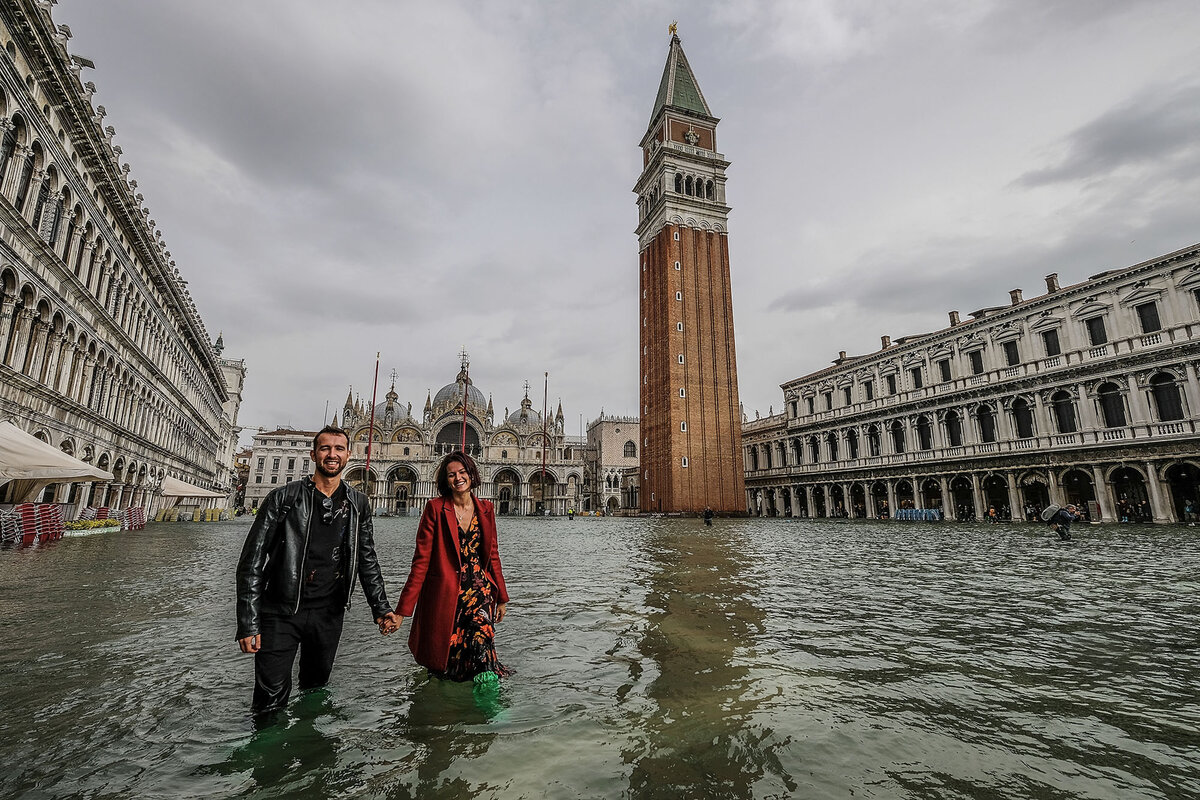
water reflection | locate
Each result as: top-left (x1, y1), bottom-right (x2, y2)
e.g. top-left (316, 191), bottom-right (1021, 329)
top-left (626, 519), bottom-right (793, 798)
top-left (2, 518), bottom-right (1200, 799)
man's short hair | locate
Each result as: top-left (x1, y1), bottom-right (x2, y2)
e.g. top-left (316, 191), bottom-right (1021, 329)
top-left (435, 451), bottom-right (480, 499)
top-left (312, 425), bottom-right (350, 450)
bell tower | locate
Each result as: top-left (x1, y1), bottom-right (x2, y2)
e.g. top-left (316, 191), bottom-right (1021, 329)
top-left (634, 28), bottom-right (745, 513)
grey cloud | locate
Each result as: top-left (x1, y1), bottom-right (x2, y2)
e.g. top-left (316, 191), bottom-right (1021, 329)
top-left (1018, 81), bottom-right (1200, 187)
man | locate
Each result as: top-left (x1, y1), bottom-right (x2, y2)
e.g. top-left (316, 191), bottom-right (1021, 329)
top-left (236, 425), bottom-right (399, 715)
top-left (1048, 503), bottom-right (1078, 541)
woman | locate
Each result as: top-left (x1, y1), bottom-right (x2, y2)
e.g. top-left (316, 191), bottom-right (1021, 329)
top-left (391, 451), bottom-right (510, 683)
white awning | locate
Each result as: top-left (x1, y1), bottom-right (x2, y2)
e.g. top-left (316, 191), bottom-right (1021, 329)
top-left (160, 475), bottom-right (225, 498)
top-left (0, 421), bottom-right (114, 502)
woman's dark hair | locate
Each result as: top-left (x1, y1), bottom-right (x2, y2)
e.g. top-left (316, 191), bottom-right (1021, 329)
top-left (436, 451), bottom-right (480, 498)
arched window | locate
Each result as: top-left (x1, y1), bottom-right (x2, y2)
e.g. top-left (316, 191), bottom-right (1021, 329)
top-left (890, 420), bottom-right (905, 453)
top-left (1012, 398), bottom-right (1034, 439)
top-left (916, 415), bottom-right (932, 450)
top-left (13, 146), bottom-right (35, 213)
top-left (944, 409), bottom-right (963, 447)
top-left (846, 429), bottom-right (859, 460)
top-left (867, 424), bottom-right (881, 457)
top-left (1097, 382), bottom-right (1126, 428)
top-left (809, 435), bottom-right (820, 463)
top-left (975, 405), bottom-right (997, 443)
top-left (1150, 373), bottom-right (1185, 421)
top-left (826, 432), bottom-right (838, 461)
top-left (685, 175), bottom-right (694, 196)
top-left (748, 449), bottom-right (758, 471)
top-left (764, 445), bottom-right (772, 470)
top-left (705, 180), bottom-right (714, 200)
top-left (674, 173), bottom-right (682, 193)
top-left (1052, 390), bottom-right (1077, 434)
top-left (0, 122), bottom-right (16, 185)
top-left (623, 440), bottom-right (636, 458)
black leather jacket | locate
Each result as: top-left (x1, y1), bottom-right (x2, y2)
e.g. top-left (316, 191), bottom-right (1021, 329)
top-left (236, 477), bottom-right (390, 639)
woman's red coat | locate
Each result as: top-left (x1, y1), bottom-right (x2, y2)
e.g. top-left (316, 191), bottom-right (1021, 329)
top-left (395, 495), bottom-right (509, 672)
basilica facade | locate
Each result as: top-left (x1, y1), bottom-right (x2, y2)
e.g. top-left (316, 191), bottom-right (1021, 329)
top-left (0, 2), bottom-right (241, 513)
top-left (335, 359), bottom-right (585, 516)
top-left (744, 243), bottom-right (1200, 524)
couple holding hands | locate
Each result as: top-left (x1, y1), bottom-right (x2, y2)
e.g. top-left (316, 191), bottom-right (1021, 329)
top-left (235, 426), bottom-right (509, 716)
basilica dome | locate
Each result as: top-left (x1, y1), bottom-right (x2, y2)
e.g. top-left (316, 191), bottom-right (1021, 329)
top-left (432, 372), bottom-right (488, 417)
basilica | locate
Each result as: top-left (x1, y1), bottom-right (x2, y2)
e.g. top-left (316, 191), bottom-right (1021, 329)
top-left (334, 357), bottom-right (586, 516)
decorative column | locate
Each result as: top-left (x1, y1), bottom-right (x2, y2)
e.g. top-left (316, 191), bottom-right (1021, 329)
top-left (938, 476), bottom-right (951, 518)
top-left (0, 297), bottom-right (16, 364)
top-left (39, 332), bottom-right (64, 386)
top-left (1126, 375), bottom-right (1151, 425)
top-left (886, 480), bottom-right (897, 519)
top-left (1006, 472), bottom-right (1021, 522)
top-left (1184, 364), bottom-right (1200, 418)
top-left (23, 318), bottom-right (49, 378)
top-left (1048, 469), bottom-right (1065, 507)
top-left (5, 307), bottom-right (34, 370)
top-left (970, 473), bottom-right (984, 521)
top-left (1144, 461), bottom-right (1171, 523)
top-left (804, 485), bottom-right (814, 519)
top-left (842, 482), bottom-right (852, 517)
top-left (1077, 383), bottom-right (1099, 431)
top-left (1090, 465), bottom-right (1115, 522)
top-left (1032, 392), bottom-right (1053, 440)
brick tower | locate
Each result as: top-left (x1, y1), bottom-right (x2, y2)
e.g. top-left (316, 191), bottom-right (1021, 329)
top-left (634, 29), bottom-right (745, 513)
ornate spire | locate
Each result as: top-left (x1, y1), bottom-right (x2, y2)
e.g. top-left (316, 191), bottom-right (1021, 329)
top-left (331, 412), bottom-right (339, 427)
top-left (213, 331), bottom-right (224, 355)
top-left (649, 28), bottom-right (713, 124)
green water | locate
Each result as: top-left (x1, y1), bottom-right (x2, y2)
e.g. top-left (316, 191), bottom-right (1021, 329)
top-left (1, 517), bottom-right (1198, 799)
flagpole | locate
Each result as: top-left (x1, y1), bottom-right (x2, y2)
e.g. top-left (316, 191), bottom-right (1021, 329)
top-left (541, 371), bottom-right (548, 513)
top-left (364, 352), bottom-right (380, 505)
top-left (459, 348), bottom-right (469, 453)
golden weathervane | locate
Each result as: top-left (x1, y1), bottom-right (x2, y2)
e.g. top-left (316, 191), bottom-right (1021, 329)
top-left (669, 21), bottom-right (678, 36)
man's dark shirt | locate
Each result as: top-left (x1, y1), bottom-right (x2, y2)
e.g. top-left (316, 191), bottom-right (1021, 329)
top-left (302, 482), bottom-right (349, 606)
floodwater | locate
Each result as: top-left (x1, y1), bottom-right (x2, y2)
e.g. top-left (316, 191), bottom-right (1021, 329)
top-left (1, 516), bottom-right (1198, 799)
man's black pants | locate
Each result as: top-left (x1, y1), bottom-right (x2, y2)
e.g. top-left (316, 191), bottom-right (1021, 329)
top-left (253, 604), bottom-right (345, 713)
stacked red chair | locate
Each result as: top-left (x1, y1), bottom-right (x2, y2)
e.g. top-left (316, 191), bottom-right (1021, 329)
top-left (34, 504), bottom-right (65, 541)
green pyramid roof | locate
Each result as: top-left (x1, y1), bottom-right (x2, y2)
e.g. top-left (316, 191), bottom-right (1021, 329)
top-left (650, 34), bottom-right (713, 123)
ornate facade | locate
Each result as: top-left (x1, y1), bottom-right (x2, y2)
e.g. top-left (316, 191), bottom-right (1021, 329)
top-left (635, 31), bottom-right (745, 513)
top-left (336, 358), bottom-right (585, 516)
top-left (744, 243), bottom-right (1200, 524)
top-left (0, 2), bottom-right (240, 513)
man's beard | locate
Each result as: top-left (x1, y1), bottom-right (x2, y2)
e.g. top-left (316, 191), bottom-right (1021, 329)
top-left (315, 459), bottom-right (346, 478)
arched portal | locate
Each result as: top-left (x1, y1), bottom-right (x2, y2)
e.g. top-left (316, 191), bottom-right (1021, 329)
top-left (828, 484), bottom-right (845, 517)
top-left (493, 468), bottom-right (520, 516)
top-left (982, 475), bottom-right (1009, 519)
top-left (390, 465), bottom-right (418, 515)
top-left (895, 479), bottom-right (914, 510)
top-left (920, 479), bottom-right (942, 512)
top-left (950, 476), bottom-right (974, 520)
top-left (811, 486), bottom-right (827, 518)
top-left (870, 481), bottom-right (888, 517)
top-left (1110, 466), bottom-right (1149, 522)
top-left (1060, 469), bottom-right (1096, 520)
top-left (850, 483), bottom-right (866, 518)
top-left (1164, 463), bottom-right (1200, 522)
top-left (1018, 473), bottom-right (1050, 520)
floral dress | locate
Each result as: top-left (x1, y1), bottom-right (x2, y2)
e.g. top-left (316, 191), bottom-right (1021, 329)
top-left (436, 515), bottom-right (509, 682)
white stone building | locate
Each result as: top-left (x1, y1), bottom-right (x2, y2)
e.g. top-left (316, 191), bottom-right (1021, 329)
top-left (0, 2), bottom-right (241, 514)
top-left (744, 243), bottom-right (1200, 524)
top-left (583, 414), bottom-right (641, 514)
top-left (243, 428), bottom-right (318, 511)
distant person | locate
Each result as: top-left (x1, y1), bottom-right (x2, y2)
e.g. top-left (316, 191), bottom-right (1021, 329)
top-left (567, 508), bottom-right (575, 520)
top-left (388, 451), bottom-right (510, 685)
top-left (1047, 504), bottom-right (1077, 541)
top-left (235, 425), bottom-right (398, 717)
top-left (703, 507), bottom-right (714, 527)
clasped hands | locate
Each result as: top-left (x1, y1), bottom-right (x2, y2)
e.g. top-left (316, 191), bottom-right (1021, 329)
top-left (376, 611), bottom-right (403, 635)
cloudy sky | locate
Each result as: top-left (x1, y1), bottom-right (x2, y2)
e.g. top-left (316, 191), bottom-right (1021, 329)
top-left (57, 1), bottom-right (1200, 442)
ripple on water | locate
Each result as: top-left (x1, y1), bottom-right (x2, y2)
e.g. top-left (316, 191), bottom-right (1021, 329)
top-left (1, 517), bottom-right (1199, 799)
